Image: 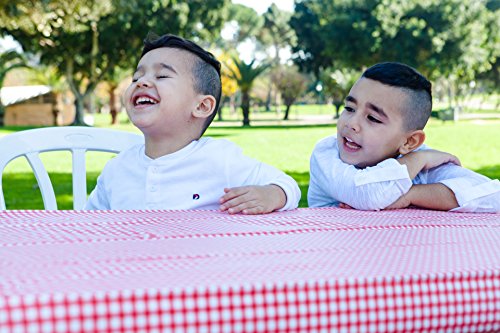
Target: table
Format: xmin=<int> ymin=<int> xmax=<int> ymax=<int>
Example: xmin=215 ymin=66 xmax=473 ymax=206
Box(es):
xmin=1 ymin=208 xmax=499 ymax=332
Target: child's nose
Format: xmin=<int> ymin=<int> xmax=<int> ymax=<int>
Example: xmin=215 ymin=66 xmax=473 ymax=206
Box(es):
xmin=135 ymin=77 xmax=151 ymax=88
xmin=345 ymin=115 xmax=361 ymax=132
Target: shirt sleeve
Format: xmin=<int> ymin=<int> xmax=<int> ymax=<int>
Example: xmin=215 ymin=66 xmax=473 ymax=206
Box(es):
xmin=224 ymin=141 xmax=301 ymax=211
xmin=308 ymin=136 xmax=412 ymax=210
xmin=421 ymin=163 xmax=500 ymax=213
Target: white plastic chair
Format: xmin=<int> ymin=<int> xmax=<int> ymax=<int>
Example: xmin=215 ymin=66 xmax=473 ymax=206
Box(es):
xmin=0 ymin=126 xmax=143 ymax=210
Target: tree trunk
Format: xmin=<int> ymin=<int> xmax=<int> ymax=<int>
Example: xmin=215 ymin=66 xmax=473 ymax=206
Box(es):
xmin=0 ymin=104 xmax=5 ymax=126
xmin=72 ymin=97 xmax=87 ymax=126
xmin=283 ymin=104 xmax=291 ymax=120
xmin=265 ymin=85 xmax=271 ymax=112
xmin=109 ymin=86 xmax=118 ymax=125
xmin=241 ymin=91 xmax=250 ymax=126
xmin=333 ymin=102 xmax=342 ymax=119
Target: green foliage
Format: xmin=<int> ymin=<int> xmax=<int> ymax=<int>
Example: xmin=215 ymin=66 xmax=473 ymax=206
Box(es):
xmin=272 ymin=65 xmax=307 ymax=119
xmin=226 ymin=56 xmax=270 ymax=126
xmin=0 ymin=0 xmax=229 ymax=125
xmin=291 ymin=0 xmax=496 ymax=83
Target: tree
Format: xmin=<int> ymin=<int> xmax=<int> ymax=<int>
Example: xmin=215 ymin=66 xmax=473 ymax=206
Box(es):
xmin=272 ymin=66 xmax=307 ymax=120
xmin=0 ymin=0 xmax=229 ymax=125
xmin=0 ymin=50 xmax=27 ymax=125
xmin=218 ymin=52 xmax=238 ymax=120
xmin=225 ymin=56 xmax=269 ymax=126
xmin=100 ymin=66 xmax=130 ymax=125
xmin=260 ymin=4 xmax=297 ymax=111
xmin=319 ymin=68 xmax=359 ymax=118
xmin=291 ymin=0 xmax=494 ymax=96
xmin=221 ymin=3 xmax=263 ymax=48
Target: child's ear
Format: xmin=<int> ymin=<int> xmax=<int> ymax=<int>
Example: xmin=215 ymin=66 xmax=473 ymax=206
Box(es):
xmin=399 ymin=130 xmax=426 ymax=155
xmin=193 ymin=95 xmax=216 ymax=119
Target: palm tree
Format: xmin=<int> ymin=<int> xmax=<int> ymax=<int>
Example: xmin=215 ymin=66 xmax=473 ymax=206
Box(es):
xmin=0 ymin=50 xmax=28 ymax=126
xmin=225 ymin=56 xmax=269 ymax=126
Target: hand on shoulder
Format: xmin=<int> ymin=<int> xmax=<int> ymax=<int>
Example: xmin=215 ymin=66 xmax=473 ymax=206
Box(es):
xmin=398 ymin=149 xmax=461 ymax=179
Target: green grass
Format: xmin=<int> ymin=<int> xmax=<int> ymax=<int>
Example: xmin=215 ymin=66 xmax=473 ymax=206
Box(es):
xmin=1 ymin=114 xmax=499 ymax=210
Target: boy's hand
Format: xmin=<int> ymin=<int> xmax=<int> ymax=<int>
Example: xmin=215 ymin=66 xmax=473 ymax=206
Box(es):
xmin=399 ymin=150 xmax=461 ymax=179
xmin=338 ymin=203 xmax=354 ymax=209
xmin=219 ymin=185 xmax=286 ymax=215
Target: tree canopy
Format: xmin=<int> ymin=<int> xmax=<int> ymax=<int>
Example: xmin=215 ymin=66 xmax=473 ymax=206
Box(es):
xmin=0 ymin=0 xmax=229 ymax=125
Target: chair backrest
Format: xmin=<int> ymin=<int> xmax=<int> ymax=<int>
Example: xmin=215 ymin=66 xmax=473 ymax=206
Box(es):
xmin=0 ymin=126 xmax=143 ymax=210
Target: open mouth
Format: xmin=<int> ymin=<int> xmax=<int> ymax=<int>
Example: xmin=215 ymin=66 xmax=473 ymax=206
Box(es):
xmin=344 ymin=136 xmax=361 ymax=150
xmin=133 ymin=96 xmax=159 ymax=106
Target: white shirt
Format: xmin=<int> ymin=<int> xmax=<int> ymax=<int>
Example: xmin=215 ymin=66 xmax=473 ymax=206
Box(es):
xmin=308 ymin=135 xmax=500 ymax=213
xmin=85 ymin=137 xmax=301 ymax=211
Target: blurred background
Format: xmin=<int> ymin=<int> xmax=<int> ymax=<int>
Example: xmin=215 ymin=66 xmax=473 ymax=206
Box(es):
xmin=0 ymin=0 xmax=498 ymax=127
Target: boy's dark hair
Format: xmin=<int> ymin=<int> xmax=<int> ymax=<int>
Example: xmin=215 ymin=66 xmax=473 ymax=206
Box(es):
xmin=362 ymin=62 xmax=432 ymax=131
xmin=141 ymin=33 xmax=222 ymax=136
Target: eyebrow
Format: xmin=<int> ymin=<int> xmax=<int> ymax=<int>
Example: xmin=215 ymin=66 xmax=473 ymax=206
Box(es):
xmin=134 ymin=63 xmax=178 ymax=74
xmin=345 ymin=95 xmax=388 ymax=119
xmin=366 ymin=102 xmax=388 ymax=118
xmin=158 ymin=63 xmax=178 ymax=74
xmin=345 ymin=95 xmax=356 ymax=104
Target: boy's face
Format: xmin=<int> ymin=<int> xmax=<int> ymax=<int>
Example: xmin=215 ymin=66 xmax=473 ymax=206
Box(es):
xmin=124 ymin=48 xmax=200 ymax=137
xmin=337 ymin=77 xmax=411 ymax=168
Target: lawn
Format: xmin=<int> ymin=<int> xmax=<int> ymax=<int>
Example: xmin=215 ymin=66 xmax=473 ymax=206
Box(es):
xmin=1 ymin=113 xmax=499 ymax=209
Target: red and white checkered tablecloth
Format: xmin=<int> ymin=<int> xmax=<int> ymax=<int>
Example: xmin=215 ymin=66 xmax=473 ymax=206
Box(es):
xmin=1 ymin=208 xmax=499 ymax=332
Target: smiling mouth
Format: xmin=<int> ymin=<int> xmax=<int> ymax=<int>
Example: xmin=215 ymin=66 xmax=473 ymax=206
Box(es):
xmin=133 ymin=96 xmax=159 ymax=106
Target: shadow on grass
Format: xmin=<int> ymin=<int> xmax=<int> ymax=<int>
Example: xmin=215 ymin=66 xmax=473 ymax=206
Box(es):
xmin=3 ymin=171 xmax=311 ymax=209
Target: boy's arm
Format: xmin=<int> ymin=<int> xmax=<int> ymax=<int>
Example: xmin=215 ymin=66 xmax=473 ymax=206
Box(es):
xmin=390 ymin=150 xmax=500 ymax=213
xmin=219 ymin=184 xmax=286 ymax=214
xmin=386 ymin=183 xmax=458 ymax=210
xmin=397 ymin=150 xmax=461 ymax=179
xmin=308 ymin=137 xmax=413 ymax=210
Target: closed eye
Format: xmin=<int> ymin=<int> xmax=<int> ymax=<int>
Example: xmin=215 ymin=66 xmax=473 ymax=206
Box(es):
xmin=367 ymin=115 xmax=382 ymax=123
xmin=157 ymin=75 xmax=170 ymax=79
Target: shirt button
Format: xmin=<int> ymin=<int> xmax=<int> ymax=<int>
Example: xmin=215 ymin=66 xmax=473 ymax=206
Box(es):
xmin=152 ymin=167 xmax=158 ymax=173
xmin=150 ymin=186 xmax=157 ymax=192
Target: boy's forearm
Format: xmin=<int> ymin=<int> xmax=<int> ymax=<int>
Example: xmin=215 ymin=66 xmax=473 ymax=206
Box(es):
xmin=406 ymin=183 xmax=459 ymax=211
xmin=397 ymin=153 xmax=425 ymax=179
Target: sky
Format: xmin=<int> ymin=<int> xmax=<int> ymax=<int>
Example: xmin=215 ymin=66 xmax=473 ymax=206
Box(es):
xmin=232 ymin=0 xmax=294 ymax=13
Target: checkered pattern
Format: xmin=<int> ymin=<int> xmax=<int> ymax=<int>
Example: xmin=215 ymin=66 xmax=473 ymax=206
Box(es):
xmin=1 ymin=208 xmax=499 ymax=332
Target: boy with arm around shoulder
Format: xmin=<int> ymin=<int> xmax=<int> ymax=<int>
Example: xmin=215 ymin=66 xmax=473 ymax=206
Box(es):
xmin=85 ymin=34 xmax=300 ymax=213
xmin=308 ymin=62 xmax=499 ymax=213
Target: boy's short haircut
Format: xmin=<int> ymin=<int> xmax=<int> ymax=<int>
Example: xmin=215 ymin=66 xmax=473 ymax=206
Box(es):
xmin=141 ymin=33 xmax=222 ymax=135
xmin=362 ymin=62 xmax=432 ymax=131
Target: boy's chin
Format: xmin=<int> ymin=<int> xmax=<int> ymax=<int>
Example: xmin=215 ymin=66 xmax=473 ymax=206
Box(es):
xmin=340 ymin=153 xmax=368 ymax=169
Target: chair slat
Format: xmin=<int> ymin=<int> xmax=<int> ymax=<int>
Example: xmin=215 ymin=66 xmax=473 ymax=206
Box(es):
xmin=72 ymin=148 xmax=87 ymax=210
xmin=26 ymin=152 xmax=58 ymax=210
